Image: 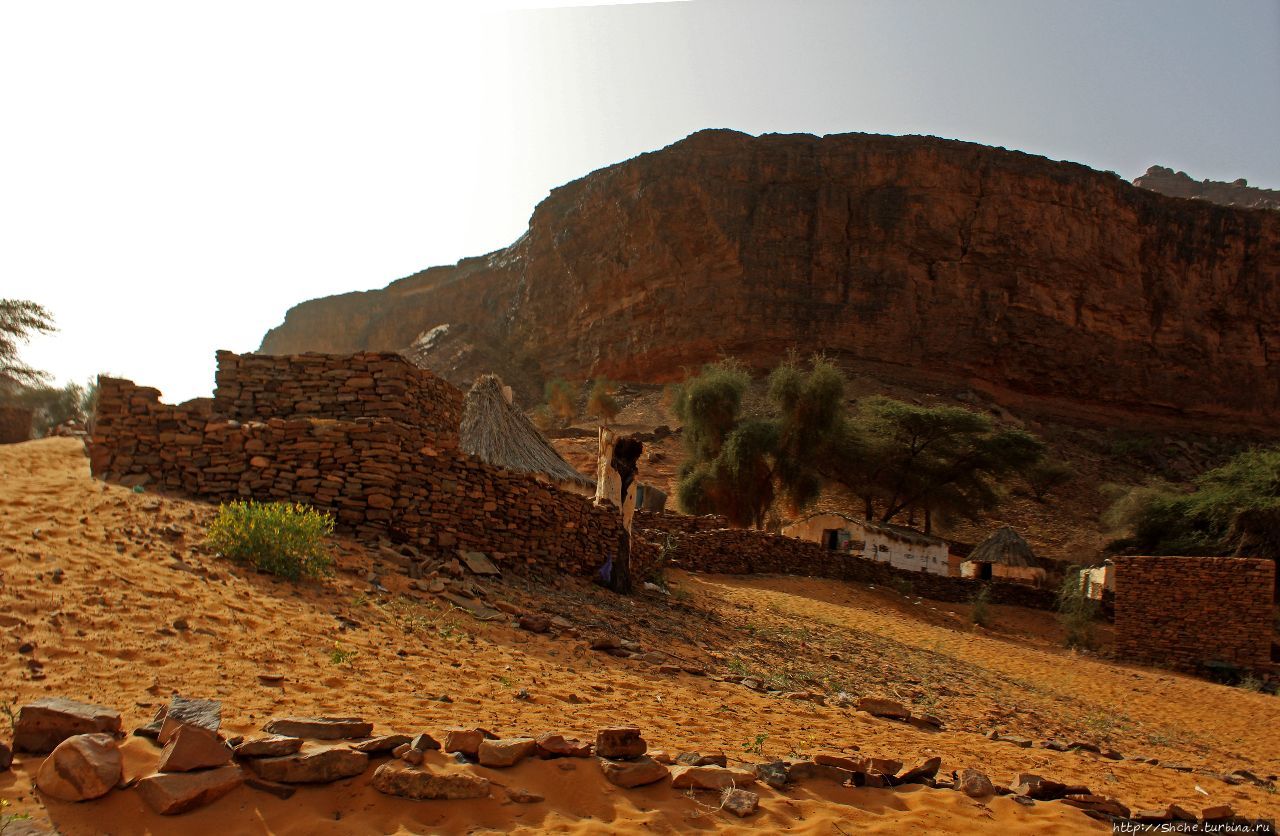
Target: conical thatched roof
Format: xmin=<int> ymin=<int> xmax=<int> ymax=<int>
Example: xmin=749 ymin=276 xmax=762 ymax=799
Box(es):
xmin=967 ymin=526 xmax=1039 ymax=567
xmin=460 ymin=375 xmax=595 ymax=492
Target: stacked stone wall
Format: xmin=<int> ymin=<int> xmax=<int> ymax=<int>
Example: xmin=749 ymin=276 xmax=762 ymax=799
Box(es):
xmin=0 ymin=405 xmax=33 ymax=444
xmin=634 ymin=519 xmax=1059 ymax=610
xmin=213 ymin=351 xmax=462 ymax=446
xmin=1113 ymin=556 xmax=1274 ymax=671
xmin=89 ymin=355 xmax=621 ymax=577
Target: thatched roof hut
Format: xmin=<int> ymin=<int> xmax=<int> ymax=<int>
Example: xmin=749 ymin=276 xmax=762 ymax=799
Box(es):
xmin=460 ymin=375 xmax=595 ymax=495
xmin=966 ymin=526 xmax=1040 ymax=567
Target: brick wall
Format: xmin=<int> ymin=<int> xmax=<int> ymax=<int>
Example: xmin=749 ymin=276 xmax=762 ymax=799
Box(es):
xmin=1113 ymin=556 xmax=1275 ymax=672
xmin=0 ymin=405 xmax=33 ymax=444
xmin=634 ymin=513 xmax=1059 ymax=610
xmin=89 ymin=354 xmax=622 ymax=578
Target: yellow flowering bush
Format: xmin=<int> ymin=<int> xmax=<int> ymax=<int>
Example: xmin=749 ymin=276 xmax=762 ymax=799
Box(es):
xmin=206 ymin=500 xmax=334 ymax=580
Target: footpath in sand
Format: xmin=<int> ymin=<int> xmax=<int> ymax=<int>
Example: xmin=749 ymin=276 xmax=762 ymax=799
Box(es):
xmin=1 ymin=438 xmax=1277 ymax=833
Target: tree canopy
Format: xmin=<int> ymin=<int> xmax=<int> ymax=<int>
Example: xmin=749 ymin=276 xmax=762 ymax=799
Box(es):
xmin=0 ymin=299 xmax=55 ymax=394
xmin=1106 ymin=447 xmax=1280 ymax=563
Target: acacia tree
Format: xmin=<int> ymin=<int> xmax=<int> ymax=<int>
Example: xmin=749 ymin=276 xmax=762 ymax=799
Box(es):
xmin=587 ymin=377 xmax=621 ymax=425
xmin=673 ymin=356 xmax=848 ymax=529
xmin=0 ymin=299 xmax=55 ymax=395
xmin=835 ymin=396 xmax=1044 ymax=533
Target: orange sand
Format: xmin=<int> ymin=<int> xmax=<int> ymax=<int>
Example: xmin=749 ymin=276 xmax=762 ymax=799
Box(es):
xmin=2 ymin=438 xmax=1277 ymax=833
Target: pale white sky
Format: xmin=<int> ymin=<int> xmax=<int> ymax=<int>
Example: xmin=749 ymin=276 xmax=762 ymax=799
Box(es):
xmin=3 ymin=0 xmax=1278 ymax=402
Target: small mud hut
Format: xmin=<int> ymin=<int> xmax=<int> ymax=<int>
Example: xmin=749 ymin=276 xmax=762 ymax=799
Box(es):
xmin=961 ymin=526 xmax=1045 ymax=585
xmin=459 ymin=375 xmax=595 ymax=496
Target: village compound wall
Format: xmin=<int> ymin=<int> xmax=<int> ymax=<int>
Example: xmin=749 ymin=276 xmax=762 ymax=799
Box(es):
xmin=1113 ymin=556 xmax=1275 ymax=672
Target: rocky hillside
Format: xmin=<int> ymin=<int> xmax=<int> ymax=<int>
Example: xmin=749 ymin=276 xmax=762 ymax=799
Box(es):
xmin=1134 ymin=165 xmax=1280 ymax=210
xmin=261 ymin=130 xmax=1280 ymax=431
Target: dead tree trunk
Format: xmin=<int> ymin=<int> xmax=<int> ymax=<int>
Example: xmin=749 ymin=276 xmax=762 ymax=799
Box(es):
xmin=594 ymin=428 xmax=644 ymax=594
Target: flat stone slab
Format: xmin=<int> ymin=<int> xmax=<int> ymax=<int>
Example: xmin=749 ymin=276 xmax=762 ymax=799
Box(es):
xmin=457 ymin=551 xmax=500 ymax=576
xmin=158 ymin=696 xmax=221 ymax=743
xmin=262 ymin=717 xmax=373 ymax=740
xmin=14 ymin=697 xmax=122 ymax=754
xmin=371 ymin=762 xmax=491 ymax=800
xmin=235 ymin=736 xmax=304 ymax=758
xmin=137 ymin=765 xmax=244 ymax=815
xmin=349 ymin=734 xmax=413 ymax=754
xmin=600 ymin=756 xmax=669 ymax=788
xmin=246 ymin=747 xmax=369 ymax=784
xmin=437 ymin=592 xmax=504 ymax=621
xmin=669 ymin=764 xmax=757 ymax=790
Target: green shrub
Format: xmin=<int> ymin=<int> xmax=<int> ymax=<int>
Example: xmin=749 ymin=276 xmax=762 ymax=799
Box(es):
xmin=206 ymin=500 xmax=334 ymax=580
xmin=970 ymin=584 xmax=991 ymax=626
xmin=1057 ymin=569 xmax=1099 ymax=649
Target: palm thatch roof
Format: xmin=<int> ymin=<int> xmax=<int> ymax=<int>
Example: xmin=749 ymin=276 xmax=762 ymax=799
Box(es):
xmin=967 ymin=526 xmax=1039 ymax=567
xmin=460 ymin=375 xmax=595 ymax=492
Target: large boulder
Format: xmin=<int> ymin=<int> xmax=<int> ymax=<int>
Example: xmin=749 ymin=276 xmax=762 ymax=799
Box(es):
xmin=157 ymin=696 xmax=221 ymax=744
xmin=136 ymin=765 xmax=244 ymax=815
xmin=261 ymin=717 xmax=373 ymax=740
xmin=370 ymin=763 xmax=491 ymax=800
xmin=35 ymin=733 xmax=122 ymax=801
xmin=246 ymin=747 xmax=369 ymax=783
xmin=14 ymin=698 xmax=122 ymax=754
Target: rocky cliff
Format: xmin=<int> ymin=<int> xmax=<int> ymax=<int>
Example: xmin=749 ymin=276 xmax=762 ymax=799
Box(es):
xmin=1134 ymin=165 xmax=1280 ymax=210
xmin=262 ymin=130 xmax=1280 ymax=429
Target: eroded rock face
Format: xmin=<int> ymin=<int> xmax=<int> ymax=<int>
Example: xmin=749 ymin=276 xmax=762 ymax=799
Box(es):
xmin=1135 ymin=166 xmax=1280 ymax=211
xmin=35 ymin=733 xmax=122 ymax=802
xmin=261 ymin=130 xmax=1280 ymax=429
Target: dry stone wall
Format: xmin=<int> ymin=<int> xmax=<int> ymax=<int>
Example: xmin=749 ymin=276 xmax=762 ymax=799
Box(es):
xmin=1113 ymin=556 xmax=1275 ymax=672
xmin=0 ymin=405 xmax=33 ymax=444
xmin=89 ymin=353 xmax=621 ymax=577
xmin=634 ymin=514 xmax=1058 ymax=610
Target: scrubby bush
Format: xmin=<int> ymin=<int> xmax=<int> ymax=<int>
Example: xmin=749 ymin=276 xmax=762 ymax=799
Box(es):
xmin=970 ymin=584 xmax=991 ymax=626
xmin=206 ymin=500 xmax=334 ymax=580
xmin=587 ymin=377 xmax=621 ymax=425
xmin=1057 ymin=570 xmax=1099 ymax=649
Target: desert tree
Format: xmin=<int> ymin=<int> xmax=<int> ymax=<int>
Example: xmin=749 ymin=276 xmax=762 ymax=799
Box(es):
xmin=1024 ymin=458 xmax=1076 ymax=502
xmin=673 ymin=356 xmax=849 ymax=529
xmin=542 ymin=378 xmax=576 ymax=427
xmin=836 ymin=396 xmax=1045 ymax=533
xmin=0 ymin=299 xmax=55 ymax=395
xmin=587 ymin=377 xmax=621 ymax=426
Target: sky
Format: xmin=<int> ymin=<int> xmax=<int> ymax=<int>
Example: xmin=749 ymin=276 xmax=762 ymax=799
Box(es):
xmin=2 ymin=0 xmax=1278 ymax=402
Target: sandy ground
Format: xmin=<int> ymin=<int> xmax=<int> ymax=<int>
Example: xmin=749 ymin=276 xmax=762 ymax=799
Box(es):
xmin=2 ymin=438 xmax=1277 ymax=834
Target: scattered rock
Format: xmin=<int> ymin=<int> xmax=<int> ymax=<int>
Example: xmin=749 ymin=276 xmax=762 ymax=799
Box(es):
xmin=518 ymin=614 xmax=551 ymax=634
xmin=507 ymin=787 xmax=544 ymax=804
xmin=676 ymin=752 xmax=727 ymax=767
xmin=669 ymin=764 xmax=757 ymax=790
xmin=896 ymin=757 xmax=942 ymax=785
xmin=1069 ymin=741 xmax=1101 ymax=754
xmin=256 ymin=673 xmax=286 ymax=686
xmin=722 ymin=788 xmax=759 ymax=817
xmin=1042 ymin=740 xmax=1072 ymax=752
xmin=410 ymin=733 xmax=441 ymax=752
xmin=349 ymin=734 xmax=412 ymax=755
xmin=134 ymin=705 xmax=167 ymax=742
xmin=856 ymin=696 xmax=911 ymax=720
xmin=478 ymin=737 xmax=537 ymax=768
xmin=246 ymin=747 xmax=369 ymax=784
xmin=443 ymin=728 xmax=495 ymax=758
xmin=136 ymin=765 xmax=243 ymax=815
xmin=14 ymin=697 xmax=122 ymax=754
xmin=535 ymin=733 xmax=592 ymax=759
xmin=1201 ymin=804 xmax=1235 ymax=821
xmin=158 ymin=696 xmax=221 ymax=744
xmin=0 ymin=741 xmax=11 ymax=772
xmin=398 ymin=747 xmax=424 ymax=766
xmin=370 ymin=762 xmax=491 ymax=800
xmin=754 ymin=760 xmax=788 ymax=789
xmin=599 ymin=756 xmax=669 ymax=788
xmin=590 ymin=637 xmax=621 ymax=651
xmin=1062 ymin=794 xmax=1131 ymax=819
xmin=235 ymin=736 xmax=304 ymax=758
xmin=814 ymin=753 xmax=863 ymax=772
xmin=595 ymin=727 xmax=645 ymax=760
xmin=157 ymin=724 xmax=233 ymax=773
xmin=955 ymin=768 xmax=995 ymax=799
xmin=262 ymin=717 xmax=373 ymax=740
xmin=1133 ymin=807 xmax=1173 ymax=823
xmin=1162 ymin=762 xmax=1193 ymax=772
xmin=35 ymin=733 xmax=122 ymax=801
